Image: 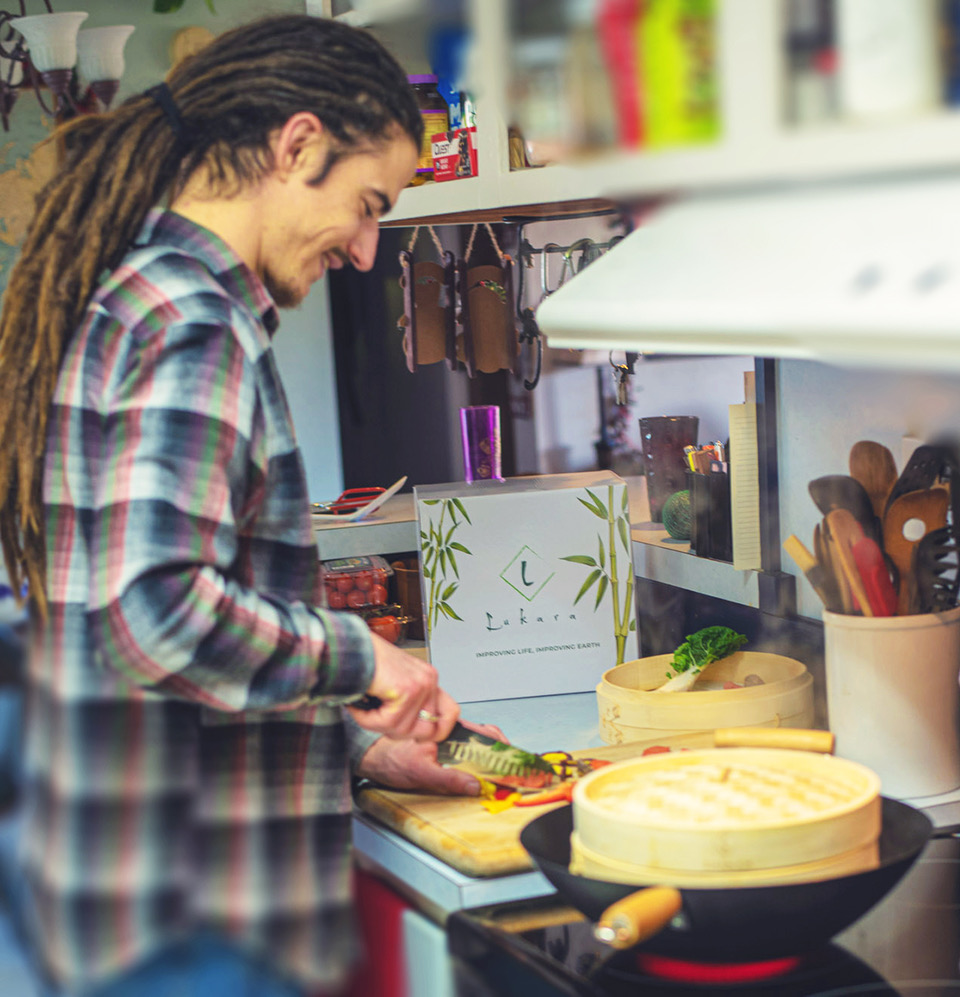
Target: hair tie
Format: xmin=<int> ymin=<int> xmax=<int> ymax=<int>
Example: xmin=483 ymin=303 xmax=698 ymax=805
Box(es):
xmin=145 ymin=82 xmax=186 ymax=141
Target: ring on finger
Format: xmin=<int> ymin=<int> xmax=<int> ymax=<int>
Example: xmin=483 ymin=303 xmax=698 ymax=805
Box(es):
xmin=417 ymin=709 xmax=440 ymax=723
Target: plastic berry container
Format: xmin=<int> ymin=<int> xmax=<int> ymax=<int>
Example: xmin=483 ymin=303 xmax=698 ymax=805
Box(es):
xmin=360 ymin=603 xmax=411 ymax=645
xmin=320 ymin=555 xmax=393 ymax=612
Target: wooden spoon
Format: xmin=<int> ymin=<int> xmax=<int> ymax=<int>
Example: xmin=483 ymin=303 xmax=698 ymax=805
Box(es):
xmin=809 ymin=474 xmax=881 ymax=546
xmin=882 ymin=488 xmax=950 ymax=615
xmin=849 ymin=441 xmax=897 ymax=522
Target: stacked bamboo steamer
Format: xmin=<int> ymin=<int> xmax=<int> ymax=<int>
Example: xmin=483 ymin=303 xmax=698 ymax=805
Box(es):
xmin=597 ymin=652 xmax=815 ymax=745
xmin=571 ymin=737 xmax=882 ymax=888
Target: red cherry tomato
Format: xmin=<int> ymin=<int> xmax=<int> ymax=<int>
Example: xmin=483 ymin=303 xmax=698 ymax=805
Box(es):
xmin=346 ymin=589 xmax=368 ymax=609
xmin=368 ymin=583 xmax=388 ymax=606
xmin=327 ymin=590 xmax=346 ymax=610
xmin=336 ymin=576 xmax=354 ymax=594
xmin=354 ymin=571 xmax=373 ymax=591
xmin=368 ymin=615 xmax=401 ymax=644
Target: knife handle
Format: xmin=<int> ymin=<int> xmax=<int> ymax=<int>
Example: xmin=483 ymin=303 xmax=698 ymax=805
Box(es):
xmin=352 ymin=694 xmax=383 ymax=711
xmin=714 ymin=727 xmax=835 ymax=753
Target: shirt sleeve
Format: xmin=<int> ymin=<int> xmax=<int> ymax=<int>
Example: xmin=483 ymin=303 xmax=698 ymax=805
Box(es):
xmin=344 ymin=714 xmax=382 ymax=771
xmin=86 ymin=315 xmax=374 ymax=713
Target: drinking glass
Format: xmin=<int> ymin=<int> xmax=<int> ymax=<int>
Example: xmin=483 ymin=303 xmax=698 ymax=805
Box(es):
xmin=460 ymin=405 xmax=503 ymax=483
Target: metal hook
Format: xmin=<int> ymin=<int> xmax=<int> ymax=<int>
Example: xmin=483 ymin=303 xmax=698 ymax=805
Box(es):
xmin=540 ymin=242 xmax=563 ymax=298
xmin=519 ymin=307 xmax=543 ymax=391
xmin=566 ymin=237 xmax=597 ymax=274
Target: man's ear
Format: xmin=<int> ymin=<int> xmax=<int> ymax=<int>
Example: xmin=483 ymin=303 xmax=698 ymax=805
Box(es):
xmin=273 ymin=112 xmax=325 ymax=180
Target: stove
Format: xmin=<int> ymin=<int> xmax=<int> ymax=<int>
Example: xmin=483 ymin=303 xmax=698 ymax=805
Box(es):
xmin=448 ymin=835 xmax=960 ymax=996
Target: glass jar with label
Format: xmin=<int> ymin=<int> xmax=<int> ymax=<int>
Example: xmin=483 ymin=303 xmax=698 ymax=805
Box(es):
xmin=407 ymin=73 xmax=449 ymax=184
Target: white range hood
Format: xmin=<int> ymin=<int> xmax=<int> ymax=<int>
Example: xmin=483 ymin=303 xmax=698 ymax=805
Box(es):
xmin=536 ymin=172 xmax=960 ymax=371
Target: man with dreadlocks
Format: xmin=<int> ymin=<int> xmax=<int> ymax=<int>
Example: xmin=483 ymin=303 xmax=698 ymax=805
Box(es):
xmin=0 ymin=13 xmax=491 ymax=997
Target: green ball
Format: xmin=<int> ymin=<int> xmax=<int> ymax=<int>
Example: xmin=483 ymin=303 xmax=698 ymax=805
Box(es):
xmin=662 ymin=490 xmax=692 ymax=540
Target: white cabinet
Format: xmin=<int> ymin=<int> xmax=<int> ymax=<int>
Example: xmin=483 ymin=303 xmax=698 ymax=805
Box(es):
xmin=370 ymin=0 xmax=960 ymax=226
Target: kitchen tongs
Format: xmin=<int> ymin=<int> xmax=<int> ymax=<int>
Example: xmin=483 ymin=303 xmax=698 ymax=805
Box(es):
xmin=911 ymin=445 xmax=960 ymax=614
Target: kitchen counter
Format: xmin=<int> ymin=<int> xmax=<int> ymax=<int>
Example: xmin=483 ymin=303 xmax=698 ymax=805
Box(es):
xmin=352 ymin=689 xmax=960 ymax=996
xmin=352 ymin=691 xmax=605 ymax=921
xmin=353 ymin=685 xmax=960 ymax=924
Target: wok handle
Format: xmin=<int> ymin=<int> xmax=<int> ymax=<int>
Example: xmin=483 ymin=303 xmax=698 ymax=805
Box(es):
xmin=714 ymin=727 xmax=835 ymax=753
xmin=594 ymin=887 xmax=683 ymax=949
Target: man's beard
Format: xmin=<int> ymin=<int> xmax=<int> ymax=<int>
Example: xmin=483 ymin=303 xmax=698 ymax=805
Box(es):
xmin=262 ymin=268 xmax=306 ymax=309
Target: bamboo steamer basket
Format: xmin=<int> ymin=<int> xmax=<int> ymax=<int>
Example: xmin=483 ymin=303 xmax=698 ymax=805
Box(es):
xmin=570 ymin=834 xmax=880 ymax=887
xmin=571 ymin=746 xmax=882 ymax=888
xmin=597 ymin=651 xmax=814 ymax=745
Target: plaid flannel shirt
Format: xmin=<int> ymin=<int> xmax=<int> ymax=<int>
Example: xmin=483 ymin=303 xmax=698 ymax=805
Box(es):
xmin=23 ymin=208 xmax=378 ymax=992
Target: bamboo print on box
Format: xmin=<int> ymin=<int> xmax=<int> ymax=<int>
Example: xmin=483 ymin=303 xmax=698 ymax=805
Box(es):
xmin=561 ymin=485 xmax=637 ymax=667
xmin=415 ymin=472 xmax=639 ymax=702
xmin=419 ymin=497 xmax=473 ymax=635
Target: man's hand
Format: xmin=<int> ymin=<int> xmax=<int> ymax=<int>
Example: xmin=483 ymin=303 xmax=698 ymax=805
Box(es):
xmin=355 ymin=720 xmax=509 ymax=797
xmin=346 ymin=630 xmax=460 ymax=741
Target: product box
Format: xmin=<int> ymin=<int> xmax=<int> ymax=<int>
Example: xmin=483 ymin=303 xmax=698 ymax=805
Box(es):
xmin=415 ymin=471 xmax=639 ymax=702
xmin=431 ymin=127 xmax=478 ymax=181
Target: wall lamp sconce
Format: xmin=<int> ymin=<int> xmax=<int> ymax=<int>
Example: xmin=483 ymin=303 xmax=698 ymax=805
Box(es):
xmin=0 ymin=3 xmax=134 ymax=130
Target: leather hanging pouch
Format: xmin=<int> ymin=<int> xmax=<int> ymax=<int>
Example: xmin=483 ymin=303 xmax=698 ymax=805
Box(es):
xmin=457 ymin=223 xmax=518 ymax=376
xmin=397 ymin=225 xmax=457 ymax=372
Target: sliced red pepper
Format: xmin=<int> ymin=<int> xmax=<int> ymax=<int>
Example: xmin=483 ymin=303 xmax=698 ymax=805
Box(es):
xmin=642 ymin=745 xmax=673 ymax=756
xmin=514 ymin=781 xmax=576 ymax=807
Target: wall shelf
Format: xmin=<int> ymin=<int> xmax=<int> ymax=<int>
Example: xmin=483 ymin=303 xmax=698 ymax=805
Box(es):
xmin=313 ymin=495 xmax=419 ymax=559
xmin=313 ymin=482 xmax=759 ymax=607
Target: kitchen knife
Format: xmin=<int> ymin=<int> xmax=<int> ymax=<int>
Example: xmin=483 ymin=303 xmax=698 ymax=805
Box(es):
xmin=351 ymin=694 xmax=556 ymax=785
xmin=435 ymin=722 xmax=557 ymax=786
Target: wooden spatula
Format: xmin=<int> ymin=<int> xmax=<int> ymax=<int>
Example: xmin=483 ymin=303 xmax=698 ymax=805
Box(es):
xmin=849 ymin=441 xmax=897 ymax=522
xmin=883 ymin=488 xmax=950 ymax=615
xmin=825 ymin=509 xmax=873 ymax=617
xmin=783 ymin=534 xmax=842 ymax=612
xmin=816 ymin=519 xmax=852 ymax=613
xmin=850 ymin=536 xmax=898 ymax=616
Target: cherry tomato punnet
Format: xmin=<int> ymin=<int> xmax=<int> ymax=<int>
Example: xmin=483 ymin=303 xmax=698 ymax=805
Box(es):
xmin=367 ymin=615 xmax=402 ymax=643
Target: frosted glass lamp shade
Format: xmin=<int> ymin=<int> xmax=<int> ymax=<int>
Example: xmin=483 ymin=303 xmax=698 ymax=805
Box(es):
xmin=10 ymin=12 xmax=88 ymax=73
xmin=77 ymin=25 xmax=134 ymax=83
xmin=0 ymin=56 xmax=24 ymax=87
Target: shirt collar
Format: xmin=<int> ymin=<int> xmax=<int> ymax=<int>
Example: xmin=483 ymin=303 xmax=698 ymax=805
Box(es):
xmin=135 ymin=207 xmax=280 ymax=336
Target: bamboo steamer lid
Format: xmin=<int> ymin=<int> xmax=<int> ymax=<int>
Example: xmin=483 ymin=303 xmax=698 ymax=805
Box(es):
xmin=572 ymin=747 xmax=881 ymax=876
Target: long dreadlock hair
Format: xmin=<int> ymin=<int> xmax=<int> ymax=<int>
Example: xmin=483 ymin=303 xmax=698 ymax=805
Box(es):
xmin=0 ymin=14 xmax=423 ymax=619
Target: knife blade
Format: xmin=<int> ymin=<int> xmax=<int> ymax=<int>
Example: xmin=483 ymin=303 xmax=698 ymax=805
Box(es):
xmin=435 ymin=721 xmax=556 ymax=786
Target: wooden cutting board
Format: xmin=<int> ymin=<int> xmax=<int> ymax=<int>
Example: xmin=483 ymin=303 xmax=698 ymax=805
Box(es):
xmin=355 ymin=733 xmax=717 ymax=878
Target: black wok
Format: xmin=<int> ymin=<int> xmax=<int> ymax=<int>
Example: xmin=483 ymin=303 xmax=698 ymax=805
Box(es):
xmin=519 ymin=797 xmax=933 ymax=964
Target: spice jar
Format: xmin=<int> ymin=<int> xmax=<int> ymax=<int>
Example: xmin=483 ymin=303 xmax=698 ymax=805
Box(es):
xmin=408 ymin=73 xmax=448 ymax=184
